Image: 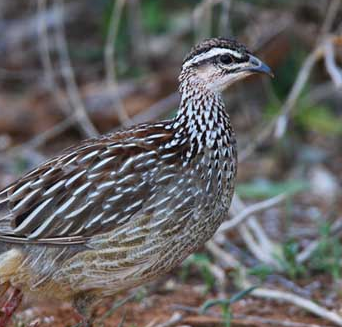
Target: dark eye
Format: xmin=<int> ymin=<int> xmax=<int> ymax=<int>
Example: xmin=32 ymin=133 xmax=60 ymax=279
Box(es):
xmin=220 ymin=54 xmax=233 ymax=65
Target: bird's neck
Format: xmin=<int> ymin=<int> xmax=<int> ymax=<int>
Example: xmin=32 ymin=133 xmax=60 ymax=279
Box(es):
xmin=172 ymin=79 xmax=234 ymax=157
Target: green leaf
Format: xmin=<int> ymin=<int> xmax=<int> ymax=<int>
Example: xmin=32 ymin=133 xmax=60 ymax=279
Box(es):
xmin=142 ymin=0 xmax=167 ymax=33
xmin=181 ymin=254 xmax=215 ymax=293
xmin=228 ymin=285 xmax=259 ymax=305
xmin=309 ymin=222 xmax=342 ymax=280
xmin=274 ymin=239 xmax=307 ymax=279
xmin=200 ymin=298 xmax=230 ymax=313
xmin=296 ymin=105 xmax=342 ymax=135
xmin=200 ymin=285 xmax=258 ymax=313
xmin=248 ymin=264 xmax=275 ymax=280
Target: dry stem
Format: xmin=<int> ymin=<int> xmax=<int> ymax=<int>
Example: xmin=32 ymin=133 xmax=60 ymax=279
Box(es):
xmin=104 ymin=0 xmax=130 ymax=126
xmin=54 ymin=0 xmax=98 ymax=138
xmin=217 ymin=193 xmax=286 ymax=233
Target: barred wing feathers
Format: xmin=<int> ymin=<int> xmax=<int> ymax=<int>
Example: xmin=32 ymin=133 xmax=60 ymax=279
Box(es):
xmin=0 ymin=122 xmax=202 ymax=245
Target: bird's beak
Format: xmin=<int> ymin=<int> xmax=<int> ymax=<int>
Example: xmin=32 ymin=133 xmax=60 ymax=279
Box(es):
xmin=240 ymin=54 xmax=274 ymax=78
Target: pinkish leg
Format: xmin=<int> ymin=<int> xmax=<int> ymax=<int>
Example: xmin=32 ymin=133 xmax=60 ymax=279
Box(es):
xmin=72 ymin=310 xmax=94 ymax=327
xmin=0 ymin=284 xmax=10 ymax=308
xmin=0 ymin=288 xmax=22 ymax=327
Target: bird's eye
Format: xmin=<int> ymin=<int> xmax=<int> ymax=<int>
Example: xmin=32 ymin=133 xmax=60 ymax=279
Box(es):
xmin=220 ymin=54 xmax=233 ymax=65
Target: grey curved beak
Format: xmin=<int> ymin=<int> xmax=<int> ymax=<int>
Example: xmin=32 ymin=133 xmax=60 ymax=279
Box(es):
xmin=242 ymin=54 xmax=274 ymax=78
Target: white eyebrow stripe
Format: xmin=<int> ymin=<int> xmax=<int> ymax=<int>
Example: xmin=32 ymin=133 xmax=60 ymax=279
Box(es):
xmin=183 ymin=48 xmax=244 ymax=68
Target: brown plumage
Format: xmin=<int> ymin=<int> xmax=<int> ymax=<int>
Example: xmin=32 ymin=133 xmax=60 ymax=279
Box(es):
xmin=0 ymin=37 xmax=272 ymax=326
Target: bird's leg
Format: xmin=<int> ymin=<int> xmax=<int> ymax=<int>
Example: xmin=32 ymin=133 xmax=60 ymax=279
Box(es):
xmin=0 ymin=284 xmax=9 ymax=299
xmin=73 ymin=292 xmax=99 ymax=327
xmin=69 ymin=315 xmax=90 ymax=327
xmin=0 ymin=288 xmax=22 ymax=327
xmin=0 ymin=283 xmax=9 ymax=307
xmin=71 ymin=310 xmax=95 ymax=327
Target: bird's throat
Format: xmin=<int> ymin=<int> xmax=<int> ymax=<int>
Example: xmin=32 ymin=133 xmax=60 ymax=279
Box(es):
xmin=173 ymin=85 xmax=234 ymax=158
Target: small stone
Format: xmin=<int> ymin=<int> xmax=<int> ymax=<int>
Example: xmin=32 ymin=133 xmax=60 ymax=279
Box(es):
xmin=309 ymin=165 xmax=340 ymax=201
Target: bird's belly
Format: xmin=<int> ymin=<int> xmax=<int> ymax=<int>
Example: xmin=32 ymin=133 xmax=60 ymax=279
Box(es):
xmin=16 ymin=152 xmax=237 ymax=297
xmin=2 ymin=245 xmax=79 ymax=301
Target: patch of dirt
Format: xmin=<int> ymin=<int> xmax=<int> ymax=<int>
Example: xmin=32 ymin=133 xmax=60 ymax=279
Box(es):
xmin=9 ymin=280 xmax=334 ymax=327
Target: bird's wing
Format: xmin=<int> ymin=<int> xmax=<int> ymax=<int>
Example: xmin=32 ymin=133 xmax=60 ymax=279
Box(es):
xmin=0 ymin=122 xmax=198 ymax=245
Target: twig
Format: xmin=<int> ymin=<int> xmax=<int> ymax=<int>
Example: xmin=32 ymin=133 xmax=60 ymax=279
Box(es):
xmin=239 ymin=49 xmax=313 ymax=160
xmin=237 ymin=223 xmax=281 ymax=268
xmin=173 ymin=304 xmax=334 ymax=327
xmin=4 ymin=116 xmax=76 ymax=157
xmin=234 ymin=314 xmax=334 ymax=327
xmin=214 ymin=191 xmax=286 ymax=268
xmin=212 ymin=248 xmax=342 ymax=327
xmin=273 ymin=47 xmax=322 ymax=139
xmin=304 ymin=81 xmax=342 ymax=105
xmin=272 ymin=3 xmax=342 ymax=139
xmin=193 ymin=0 xmax=221 ymax=41
xmin=104 ymin=0 xmax=130 ymax=126
xmin=297 ymin=219 xmax=342 ymax=264
xmin=219 ymin=0 xmax=233 ymax=37
xmin=233 ymin=10 xmax=342 ymax=273
xmin=207 ymin=262 xmax=226 ymax=290
xmin=2 ymin=88 xmax=177 ymax=157
xmin=127 ymin=0 xmax=147 ymax=65
xmin=217 ymin=193 xmax=286 ymax=233
xmin=129 ymin=92 xmax=179 ymax=126
xmin=239 ymin=46 xmax=322 ymax=162
xmin=54 ymin=0 xmax=99 ymax=138
xmin=230 ymin=195 xmax=282 ymax=268
xmin=171 ymin=304 xmax=200 ymax=315
xmin=37 ymin=0 xmax=76 ymax=124
xmin=151 ymin=312 xmax=183 ymax=327
xmin=240 ymin=33 xmax=342 ymax=161
xmin=319 ymin=0 xmax=341 ymax=39
xmin=249 ymin=288 xmax=342 ymax=327
xmin=206 ymin=241 xmax=241 ymax=269
xmin=267 ymin=275 xmax=313 ymax=298
xmin=0 ymin=3 xmax=77 ymax=54
xmin=2 ymin=0 xmax=85 ymax=161
xmin=189 ymin=241 xmax=342 ymax=327
xmin=324 ymin=38 xmax=342 ymax=88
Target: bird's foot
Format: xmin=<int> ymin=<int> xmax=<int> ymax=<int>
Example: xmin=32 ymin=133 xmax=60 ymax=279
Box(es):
xmin=71 ymin=310 xmax=93 ymax=327
xmin=0 ymin=288 xmax=22 ymax=327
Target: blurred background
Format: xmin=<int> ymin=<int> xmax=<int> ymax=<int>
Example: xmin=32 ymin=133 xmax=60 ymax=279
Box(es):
xmin=1 ymin=0 xmax=342 ymax=326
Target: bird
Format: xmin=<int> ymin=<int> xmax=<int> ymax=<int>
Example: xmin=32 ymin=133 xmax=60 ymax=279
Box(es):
xmin=0 ymin=37 xmax=272 ymax=326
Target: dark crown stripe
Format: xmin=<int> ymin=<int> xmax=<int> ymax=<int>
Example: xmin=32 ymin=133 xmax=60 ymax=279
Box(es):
xmin=183 ymin=37 xmax=250 ymax=64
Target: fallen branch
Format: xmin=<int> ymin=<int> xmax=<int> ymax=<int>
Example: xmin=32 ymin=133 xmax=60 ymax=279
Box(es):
xmin=230 ymin=195 xmax=282 ymax=269
xmin=217 ymin=193 xmax=286 ymax=233
xmin=206 ymin=240 xmax=241 ymax=269
xmin=173 ymin=304 xmax=334 ymax=327
xmin=152 ymin=312 xmax=183 ymax=327
xmin=296 ymin=219 xmax=342 ymax=264
xmin=249 ymin=288 xmax=342 ymax=327
xmin=207 ymin=240 xmax=342 ymax=326
xmin=234 ymin=314 xmax=334 ymax=327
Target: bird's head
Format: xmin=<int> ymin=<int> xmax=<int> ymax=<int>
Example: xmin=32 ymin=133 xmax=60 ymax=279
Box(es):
xmin=180 ymin=37 xmax=273 ymax=93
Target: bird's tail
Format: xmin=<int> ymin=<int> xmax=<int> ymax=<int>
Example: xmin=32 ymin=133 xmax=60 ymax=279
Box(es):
xmin=0 ymin=249 xmax=22 ymax=286
xmin=0 ymin=249 xmax=24 ymax=327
